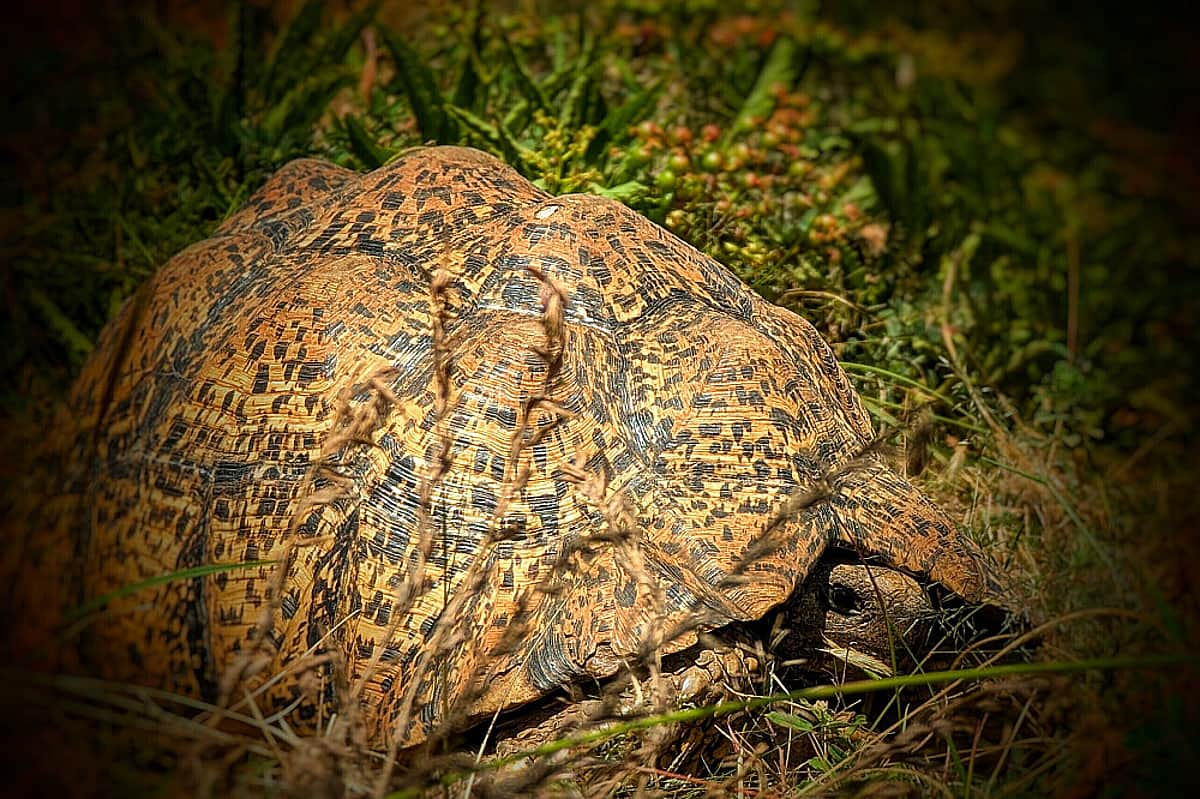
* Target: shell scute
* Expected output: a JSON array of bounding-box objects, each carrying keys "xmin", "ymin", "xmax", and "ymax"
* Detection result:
[{"xmin": 60, "ymin": 146, "xmax": 988, "ymax": 748}]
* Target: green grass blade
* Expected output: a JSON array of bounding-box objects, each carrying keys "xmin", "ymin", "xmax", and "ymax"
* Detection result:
[
  {"xmin": 840, "ymin": 360, "xmax": 956, "ymax": 406},
  {"xmin": 478, "ymin": 654, "xmax": 1197, "ymax": 777},
  {"xmin": 261, "ymin": 67, "xmax": 352, "ymax": 145},
  {"xmin": 451, "ymin": 2, "xmax": 486, "ymax": 111},
  {"xmin": 584, "ymin": 79, "xmax": 664, "ymax": 163},
  {"xmin": 380, "ymin": 29, "xmax": 450, "ymax": 141},
  {"xmin": 260, "ymin": 0, "xmax": 324, "ymax": 101},
  {"xmin": 588, "ymin": 180, "xmax": 650, "ymax": 204},
  {"xmin": 316, "ymin": 0, "xmax": 381, "ymax": 68},
  {"xmin": 766, "ymin": 710, "xmax": 815, "ymax": 732},
  {"xmin": 444, "ymin": 105, "xmax": 536, "ymax": 173},
  {"xmin": 498, "ymin": 25, "xmax": 548, "ymax": 111},
  {"xmin": 500, "ymin": 98, "xmax": 532, "ymax": 137},
  {"xmin": 858, "ymin": 394, "xmax": 988, "ymax": 434},
  {"xmin": 343, "ymin": 115, "xmax": 397, "ymax": 169},
  {"xmin": 727, "ymin": 34, "xmax": 796, "ymax": 140},
  {"xmin": 27, "ymin": 286, "xmax": 93, "ymax": 358},
  {"xmin": 68, "ymin": 560, "xmax": 277, "ymax": 620},
  {"xmin": 558, "ymin": 30, "xmax": 597, "ymax": 131}
]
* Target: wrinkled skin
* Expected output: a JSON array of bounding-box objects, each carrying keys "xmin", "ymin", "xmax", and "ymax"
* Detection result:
[{"xmin": 782, "ymin": 560, "xmax": 936, "ymax": 674}]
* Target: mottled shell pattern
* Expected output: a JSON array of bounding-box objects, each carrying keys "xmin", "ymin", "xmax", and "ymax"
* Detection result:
[{"xmin": 53, "ymin": 146, "xmax": 987, "ymax": 748}]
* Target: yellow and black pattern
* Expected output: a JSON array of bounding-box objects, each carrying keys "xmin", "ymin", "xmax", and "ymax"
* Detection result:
[{"xmin": 50, "ymin": 146, "xmax": 988, "ymax": 748}]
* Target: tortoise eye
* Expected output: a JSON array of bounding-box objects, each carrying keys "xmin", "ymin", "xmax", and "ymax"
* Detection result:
[{"xmin": 828, "ymin": 583, "xmax": 861, "ymax": 616}]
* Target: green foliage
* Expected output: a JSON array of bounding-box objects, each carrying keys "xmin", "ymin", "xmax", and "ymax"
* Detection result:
[{"xmin": 2, "ymin": 2, "xmax": 376, "ymax": 392}]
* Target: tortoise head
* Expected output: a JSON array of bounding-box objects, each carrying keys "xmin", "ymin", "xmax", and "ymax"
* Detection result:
[
  {"xmin": 774, "ymin": 459, "xmax": 1010, "ymax": 674},
  {"xmin": 781, "ymin": 558, "xmax": 935, "ymax": 674}
]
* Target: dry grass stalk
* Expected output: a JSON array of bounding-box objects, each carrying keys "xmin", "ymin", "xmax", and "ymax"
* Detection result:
[
  {"xmin": 378, "ymin": 265, "xmax": 587, "ymax": 794},
  {"xmin": 13, "ymin": 263, "xmax": 1088, "ymax": 798},
  {"xmin": 369, "ymin": 266, "xmax": 461, "ymax": 793}
]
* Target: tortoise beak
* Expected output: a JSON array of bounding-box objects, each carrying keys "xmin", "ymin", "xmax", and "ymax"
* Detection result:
[{"xmin": 827, "ymin": 459, "xmax": 1001, "ymax": 605}]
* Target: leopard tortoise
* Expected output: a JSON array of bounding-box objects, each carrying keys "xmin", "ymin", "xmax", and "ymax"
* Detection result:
[{"xmin": 28, "ymin": 145, "xmax": 993, "ymax": 749}]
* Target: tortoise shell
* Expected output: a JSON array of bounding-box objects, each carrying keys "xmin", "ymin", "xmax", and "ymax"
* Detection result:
[{"xmin": 56, "ymin": 146, "xmax": 988, "ymax": 748}]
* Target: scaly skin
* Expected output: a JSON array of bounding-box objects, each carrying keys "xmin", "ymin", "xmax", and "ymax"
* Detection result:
[
  {"xmin": 782, "ymin": 561, "xmax": 937, "ymax": 673},
  {"xmin": 27, "ymin": 146, "xmax": 990, "ymax": 748}
]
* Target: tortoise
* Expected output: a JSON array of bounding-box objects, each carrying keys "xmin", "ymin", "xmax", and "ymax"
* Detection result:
[{"xmin": 27, "ymin": 145, "xmax": 992, "ymax": 750}]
